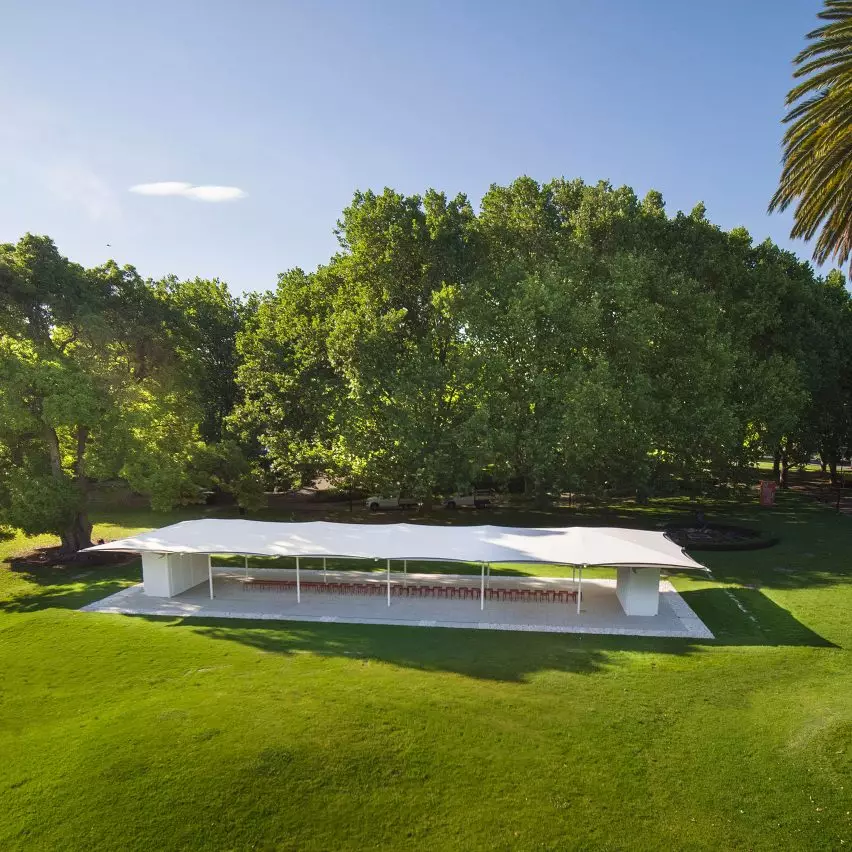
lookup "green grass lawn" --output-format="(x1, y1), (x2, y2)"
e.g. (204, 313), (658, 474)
(753, 459), (826, 473)
(0, 494), (850, 850)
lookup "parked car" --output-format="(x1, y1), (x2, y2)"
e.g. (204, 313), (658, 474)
(444, 489), (501, 509)
(365, 495), (420, 511)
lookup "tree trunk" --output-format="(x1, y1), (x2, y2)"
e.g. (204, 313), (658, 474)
(45, 426), (62, 477)
(60, 510), (94, 554)
(533, 479), (550, 508)
(42, 425), (94, 553)
(780, 449), (790, 489)
(59, 425), (93, 553)
(772, 447), (781, 481)
(830, 459), (838, 486)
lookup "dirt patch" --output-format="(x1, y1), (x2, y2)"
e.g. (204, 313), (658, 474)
(8, 546), (138, 572)
(665, 522), (778, 551)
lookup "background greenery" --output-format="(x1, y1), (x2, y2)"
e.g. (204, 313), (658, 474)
(3, 176), (852, 549)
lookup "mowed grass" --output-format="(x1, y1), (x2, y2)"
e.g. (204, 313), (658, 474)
(0, 495), (850, 850)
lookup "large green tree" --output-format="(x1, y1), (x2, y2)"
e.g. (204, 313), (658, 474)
(794, 268), (852, 483)
(0, 236), (255, 551)
(229, 267), (346, 488)
(323, 188), (484, 499)
(232, 189), (487, 499)
(472, 180), (740, 498)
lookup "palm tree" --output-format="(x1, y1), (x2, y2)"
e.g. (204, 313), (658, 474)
(769, 1), (852, 268)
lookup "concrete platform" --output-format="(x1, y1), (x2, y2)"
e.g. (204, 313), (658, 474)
(81, 568), (713, 639)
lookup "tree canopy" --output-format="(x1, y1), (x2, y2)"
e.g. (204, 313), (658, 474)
(232, 177), (852, 501)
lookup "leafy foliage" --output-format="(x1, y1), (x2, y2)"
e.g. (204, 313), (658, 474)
(154, 276), (244, 442)
(234, 177), (852, 499)
(0, 236), (258, 549)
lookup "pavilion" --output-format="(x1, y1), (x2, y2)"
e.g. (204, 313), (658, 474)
(84, 519), (706, 618)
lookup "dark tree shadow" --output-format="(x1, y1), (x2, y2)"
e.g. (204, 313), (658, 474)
(6, 556), (139, 586)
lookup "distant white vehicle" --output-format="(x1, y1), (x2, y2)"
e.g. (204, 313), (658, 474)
(365, 495), (420, 511)
(444, 489), (500, 509)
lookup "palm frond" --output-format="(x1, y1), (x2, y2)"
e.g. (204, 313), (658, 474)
(770, 1), (852, 267)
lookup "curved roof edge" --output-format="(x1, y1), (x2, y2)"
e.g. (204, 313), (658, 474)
(84, 519), (706, 571)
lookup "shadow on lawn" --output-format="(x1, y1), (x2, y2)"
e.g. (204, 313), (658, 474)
(679, 587), (835, 648)
(133, 584), (833, 683)
(0, 577), (135, 613)
(177, 617), (679, 681)
(0, 559), (141, 613)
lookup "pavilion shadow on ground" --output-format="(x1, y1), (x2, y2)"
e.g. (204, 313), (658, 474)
(117, 584), (833, 684)
(678, 587), (835, 647)
(169, 615), (696, 681)
(3, 561), (833, 662)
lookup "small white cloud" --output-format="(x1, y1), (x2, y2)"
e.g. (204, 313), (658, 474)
(183, 185), (246, 201)
(129, 181), (246, 202)
(130, 181), (193, 196)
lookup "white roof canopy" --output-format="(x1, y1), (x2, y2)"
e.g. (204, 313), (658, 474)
(84, 519), (705, 570)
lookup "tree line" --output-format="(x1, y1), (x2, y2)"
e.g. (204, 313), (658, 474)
(1, 177), (850, 549)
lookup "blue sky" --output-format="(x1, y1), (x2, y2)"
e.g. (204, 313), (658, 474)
(0, 0), (822, 294)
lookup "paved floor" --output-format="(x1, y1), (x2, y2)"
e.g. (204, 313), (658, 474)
(81, 569), (713, 638)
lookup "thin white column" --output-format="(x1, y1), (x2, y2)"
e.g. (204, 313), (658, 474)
(296, 556), (301, 603)
(208, 555), (214, 599)
(577, 564), (584, 614)
(323, 557), (327, 584)
(387, 559), (391, 607)
(403, 559), (407, 587)
(480, 563), (486, 611)
(244, 555), (249, 580)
